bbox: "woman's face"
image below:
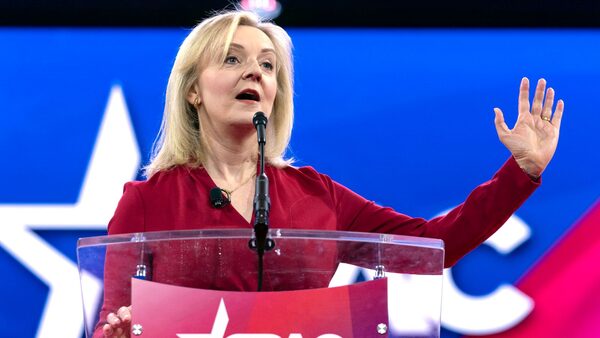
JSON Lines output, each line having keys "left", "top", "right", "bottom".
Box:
{"left": 194, "top": 25, "right": 278, "bottom": 133}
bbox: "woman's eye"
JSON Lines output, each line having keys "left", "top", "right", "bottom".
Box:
{"left": 261, "top": 61, "right": 274, "bottom": 71}
{"left": 224, "top": 56, "right": 239, "bottom": 64}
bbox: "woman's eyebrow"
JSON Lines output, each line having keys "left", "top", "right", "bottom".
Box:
{"left": 229, "top": 43, "right": 276, "bottom": 55}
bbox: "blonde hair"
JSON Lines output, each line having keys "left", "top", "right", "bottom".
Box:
{"left": 145, "top": 10, "right": 294, "bottom": 177}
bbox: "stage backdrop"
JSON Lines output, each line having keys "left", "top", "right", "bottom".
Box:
{"left": 0, "top": 28, "right": 598, "bottom": 338}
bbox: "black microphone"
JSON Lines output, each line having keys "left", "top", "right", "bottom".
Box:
{"left": 253, "top": 111, "right": 267, "bottom": 145}
{"left": 249, "top": 112, "right": 274, "bottom": 291}
{"left": 209, "top": 187, "right": 230, "bottom": 208}
{"left": 252, "top": 112, "right": 270, "bottom": 228}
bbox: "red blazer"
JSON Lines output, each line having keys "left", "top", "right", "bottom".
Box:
{"left": 95, "top": 157, "right": 539, "bottom": 336}
{"left": 109, "top": 156, "right": 538, "bottom": 266}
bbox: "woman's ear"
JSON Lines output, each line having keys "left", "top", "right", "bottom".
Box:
{"left": 187, "top": 86, "right": 201, "bottom": 108}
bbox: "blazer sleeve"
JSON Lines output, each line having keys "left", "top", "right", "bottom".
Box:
{"left": 93, "top": 182, "right": 145, "bottom": 337}
{"left": 107, "top": 182, "right": 146, "bottom": 235}
{"left": 333, "top": 157, "right": 540, "bottom": 267}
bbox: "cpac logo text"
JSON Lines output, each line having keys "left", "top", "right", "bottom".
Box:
{"left": 177, "top": 299, "right": 341, "bottom": 338}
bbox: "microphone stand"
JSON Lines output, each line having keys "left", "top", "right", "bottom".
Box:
{"left": 249, "top": 112, "right": 275, "bottom": 291}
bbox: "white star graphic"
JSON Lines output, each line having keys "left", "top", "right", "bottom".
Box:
{"left": 0, "top": 85, "right": 141, "bottom": 337}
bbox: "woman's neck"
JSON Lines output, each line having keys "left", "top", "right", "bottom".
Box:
{"left": 201, "top": 124, "right": 258, "bottom": 185}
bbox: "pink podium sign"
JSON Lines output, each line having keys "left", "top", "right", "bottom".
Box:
{"left": 131, "top": 278, "right": 389, "bottom": 337}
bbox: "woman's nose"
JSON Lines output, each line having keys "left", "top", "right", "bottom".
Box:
{"left": 242, "top": 62, "right": 262, "bottom": 81}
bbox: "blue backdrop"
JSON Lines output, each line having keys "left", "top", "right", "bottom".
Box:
{"left": 0, "top": 28, "right": 598, "bottom": 337}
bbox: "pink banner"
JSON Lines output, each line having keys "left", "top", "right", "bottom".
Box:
{"left": 131, "top": 278, "right": 389, "bottom": 337}
{"left": 474, "top": 200, "right": 600, "bottom": 338}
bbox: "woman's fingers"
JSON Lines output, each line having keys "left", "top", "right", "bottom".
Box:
{"left": 552, "top": 99, "right": 565, "bottom": 129}
{"left": 541, "top": 87, "right": 555, "bottom": 122}
{"left": 117, "top": 306, "right": 132, "bottom": 323}
{"left": 531, "top": 78, "right": 546, "bottom": 116}
{"left": 494, "top": 107, "right": 510, "bottom": 135}
{"left": 107, "top": 312, "right": 121, "bottom": 326}
{"left": 103, "top": 323, "right": 114, "bottom": 337}
{"left": 518, "top": 77, "right": 531, "bottom": 116}
{"left": 104, "top": 308, "right": 132, "bottom": 337}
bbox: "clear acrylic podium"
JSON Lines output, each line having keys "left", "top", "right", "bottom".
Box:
{"left": 77, "top": 229, "right": 444, "bottom": 337}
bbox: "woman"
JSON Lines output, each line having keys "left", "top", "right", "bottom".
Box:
{"left": 99, "top": 10, "right": 564, "bottom": 338}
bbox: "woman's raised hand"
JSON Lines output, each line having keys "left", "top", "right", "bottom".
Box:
{"left": 494, "top": 77, "right": 564, "bottom": 179}
{"left": 102, "top": 306, "right": 132, "bottom": 338}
